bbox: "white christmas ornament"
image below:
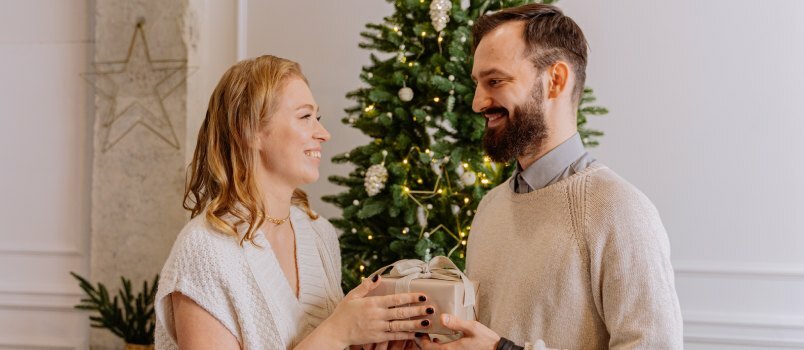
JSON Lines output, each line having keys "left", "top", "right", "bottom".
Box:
{"left": 417, "top": 206, "right": 428, "bottom": 227}
{"left": 451, "top": 205, "right": 460, "bottom": 215}
{"left": 364, "top": 163, "right": 389, "bottom": 196}
{"left": 353, "top": 199, "right": 360, "bottom": 206}
{"left": 431, "top": 161, "right": 442, "bottom": 176}
{"left": 460, "top": 171, "right": 477, "bottom": 186}
{"left": 398, "top": 87, "right": 414, "bottom": 102}
{"left": 429, "top": 0, "right": 453, "bottom": 32}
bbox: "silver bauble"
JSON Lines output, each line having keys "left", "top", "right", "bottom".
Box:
{"left": 460, "top": 171, "right": 477, "bottom": 186}
{"left": 398, "top": 87, "right": 414, "bottom": 102}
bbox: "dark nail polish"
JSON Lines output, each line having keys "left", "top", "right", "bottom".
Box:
{"left": 426, "top": 307, "right": 434, "bottom": 314}
{"left": 421, "top": 319, "right": 430, "bottom": 327}
{"left": 371, "top": 274, "right": 379, "bottom": 283}
{"left": 419, "top": 295, "right": 427, "bottom": 302}
{"left": 415, "top": 332, "right": 426, "bottom": 338}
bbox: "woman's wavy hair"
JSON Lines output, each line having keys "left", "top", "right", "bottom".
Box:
{"left": 184, "top": 55, "right": 319, "bottom": 245}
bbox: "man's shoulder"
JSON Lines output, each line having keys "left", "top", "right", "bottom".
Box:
{"left": 582, "top": 163, "right": 656, "bottom": 211}
{"left": 475, "top": 177, "right": 512, "bottom": 211}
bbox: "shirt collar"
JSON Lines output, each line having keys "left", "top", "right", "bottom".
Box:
{"left": 511, "top": 133, "right": 587, "bottom": 192}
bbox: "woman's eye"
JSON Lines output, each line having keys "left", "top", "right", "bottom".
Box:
{"left": 302, "top": 114, "right": 312, "bottom": 119}
{"left": 489, "top": 79, "right": 501, "bottom": 86}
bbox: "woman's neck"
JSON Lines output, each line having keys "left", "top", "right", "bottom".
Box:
{"left": 261, "top": 186, "right": 293, "bottom": 219}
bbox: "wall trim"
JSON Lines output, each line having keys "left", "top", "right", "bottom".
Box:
{"left": 0, "top": 338, "right": 79, "bottom": 350}
{"left": 684, "top": 311, "right": 804, "bottom": 330}
{"left": 0, "top": 247, "right": 82, "bottom": 257}
{"left": 0, "top": 290, "right": 81, "bottom": 311}
{"left": 674, "top": 261, "right": 804, "bottom": 280}
{"left": 683, "top": 311, "right": 804, "bottom": 348}
{"left": 685, "top": 333, "right": 804, "bottom": 348}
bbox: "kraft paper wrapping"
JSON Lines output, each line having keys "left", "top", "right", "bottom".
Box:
{"left": 366, "top": 256, "right": 479, "bottom": 337}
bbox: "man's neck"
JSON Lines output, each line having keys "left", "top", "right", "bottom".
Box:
{"left": 517, "top": 128, "right": 577, "bottom": 170}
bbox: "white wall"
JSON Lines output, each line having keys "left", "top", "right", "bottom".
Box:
{"left": 242, "top": 0, "right": 392, "bottom": 218}
{"left": 0, "top": 0, "right": 92, "bottom": 348}
{"left": 0, "top": 0, "right": 800, "bottom": 348}
{"left": 242, "top": 0, "right": 804, "bottom": 348}
{"left": 559, "top": 0, "right": 804, "bottom": 348}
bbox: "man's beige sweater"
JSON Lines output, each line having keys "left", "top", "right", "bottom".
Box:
{"left": 466, "top": 163, "right": 683, "bottom": 349}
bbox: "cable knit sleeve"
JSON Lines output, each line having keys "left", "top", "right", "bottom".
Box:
{"left": 154, "top": 220, "right": 242, "bottom": 348}
{"left": 583, "top": 170, "right": 684, "bottom": 349}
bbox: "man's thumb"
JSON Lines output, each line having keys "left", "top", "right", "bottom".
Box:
{"left": 440, "top": 314, "right": 475, "bottom": 335}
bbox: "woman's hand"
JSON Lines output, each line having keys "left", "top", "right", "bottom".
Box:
{"left": 310, "top": 276, "right": 435, "bottom": 349}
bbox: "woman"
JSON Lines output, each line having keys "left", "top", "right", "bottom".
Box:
{"left": 155, "top": 55, "right": 433, "bottom": 349}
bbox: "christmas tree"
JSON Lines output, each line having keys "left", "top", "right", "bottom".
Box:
{"left": 322, "top": 0, "right": 608, "bottom": 291}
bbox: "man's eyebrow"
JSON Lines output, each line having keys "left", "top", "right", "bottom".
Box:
{"left": 471, "top": 68, "right": 512, "bottom": 81}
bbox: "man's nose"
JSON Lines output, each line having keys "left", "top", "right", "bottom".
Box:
{"left": 472, "top": 87, "right": 492, "bottom": 113}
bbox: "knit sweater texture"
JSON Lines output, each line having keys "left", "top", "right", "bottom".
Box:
{"left": 466, "top": 163, "right": 683, "bottom": 349}
{"left": 155, "top": 206, "right": 344, "bottom": 349}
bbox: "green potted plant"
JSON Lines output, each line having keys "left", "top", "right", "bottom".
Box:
{"left": 71, "top": 272, "right": 159, "bottom": 350}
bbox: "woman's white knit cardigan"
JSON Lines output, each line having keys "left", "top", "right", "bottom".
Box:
{"left": 154, "top": 206, "right": 344, "bottom": 349}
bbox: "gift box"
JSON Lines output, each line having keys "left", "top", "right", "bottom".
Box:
{"left": 366, "top": 256, "right": 479, "bottom": 338}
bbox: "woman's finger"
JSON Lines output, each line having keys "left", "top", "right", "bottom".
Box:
{"left": 345, "top": 275, "right": 382, "bottom": 300}
{"left": 384, "top": 304, "right": 435, "bottom": 321}
{"left": 379, "top": 331, "right": 417, "bottom": 342}
{"left": 377, "top": 292, "right": 428, "bottom": 308}
{"left": 389, "top": 318, "right": 433, "bottom": 332}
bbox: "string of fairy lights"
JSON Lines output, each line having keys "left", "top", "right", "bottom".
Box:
{"left": 343, "top": 0, "right": 504, "bottom": 277}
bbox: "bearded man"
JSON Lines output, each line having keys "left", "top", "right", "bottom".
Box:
{"left": 420, "top": 4, "right": 683, "bottom": 350}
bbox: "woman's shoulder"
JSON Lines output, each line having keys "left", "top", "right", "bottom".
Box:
{"left": 165, "top": 215, "right": 245, "bottom": 271}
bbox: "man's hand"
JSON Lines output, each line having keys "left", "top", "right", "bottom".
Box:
{"left": 419, "top": 314, "right": 501, "bottom": 350}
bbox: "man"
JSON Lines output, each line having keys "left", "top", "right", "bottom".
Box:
{"left": 421, "top": 4, "right": 683, "bottom": 350}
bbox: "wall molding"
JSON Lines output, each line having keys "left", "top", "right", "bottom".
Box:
{"left": 674, "top": 261, "right": 804, "bottom": 280}
{"left": 683, "top": 311, "right": 804, "bottom": 348}
{"left": 0, "top": 247, "right": 82, "bottom": 257}
{"left": 685, "top": 311, "right": 804, "bottom": 330}
{"left": 0, "top": 290, "right": 81, "bottom": 311}
{"left": 0, "top": 338, "right": 81, "bottom": 350}
{"left": 685, "top": 333, "right": 804, "bottom": 348}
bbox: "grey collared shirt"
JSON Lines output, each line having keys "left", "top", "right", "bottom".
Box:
{"left": 510, "top": 133, "right": 596, "bottom": 193}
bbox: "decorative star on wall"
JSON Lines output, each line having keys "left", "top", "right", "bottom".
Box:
{"left": 83, "top": 22, "right": 189, "bottom": 152}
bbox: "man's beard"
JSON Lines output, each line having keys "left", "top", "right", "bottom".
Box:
{"left": 482, "top": 83, "right": 549, "bottom": 163}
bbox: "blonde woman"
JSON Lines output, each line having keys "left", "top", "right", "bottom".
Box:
{"left": 155, "top": 55, "right": 433, "bottom": 349}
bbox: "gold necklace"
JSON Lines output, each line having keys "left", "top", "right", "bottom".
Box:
{"left": 264, "top": 212, "right": 290, "bottom": 225}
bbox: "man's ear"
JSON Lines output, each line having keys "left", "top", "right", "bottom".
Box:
{"left": 547, "top": 61, "right": 570, "bottom": 100}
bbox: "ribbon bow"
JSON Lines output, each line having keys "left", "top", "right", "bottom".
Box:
{"left": 369, "top": 256, "right": 476, "bottom": 308}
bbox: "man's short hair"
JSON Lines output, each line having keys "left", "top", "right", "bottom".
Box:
{"left": 472, "top": 4, "right": 589, "bottom": 104}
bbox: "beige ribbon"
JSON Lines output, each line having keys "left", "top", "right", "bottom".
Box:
{"left": 368, "top": 256, "right": 476, "bottom": 308}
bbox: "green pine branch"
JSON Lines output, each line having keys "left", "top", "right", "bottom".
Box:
{"left": 326, "top": 0, "right": 608, "bottom": 292}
